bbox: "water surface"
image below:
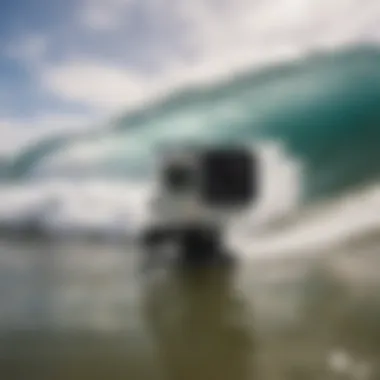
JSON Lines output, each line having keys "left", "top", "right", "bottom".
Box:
{"left": 1, "top": 238, "right": 380, "bottom": 379}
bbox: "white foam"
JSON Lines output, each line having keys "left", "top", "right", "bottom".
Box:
{"left": 5, "top": 141, "right": 380, "bottom": 264}
{"left": 0, "top": 180, "right": 153, "bottom": 239}
{"left": 0, "top": 141, "right": 304, "bottom": 241}
{"left": 242, "top": 140, "right": 304, "bottom": 227}
{"left": 231, "top": 182, "right": 380, "bottom": 260}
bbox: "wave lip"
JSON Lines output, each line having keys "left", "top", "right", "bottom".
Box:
{"left": 7, "top": 45, "right": 380, "bottom": 189}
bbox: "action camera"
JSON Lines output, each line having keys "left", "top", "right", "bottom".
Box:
{"left": 140, "top": 145, "right": 259, "bottom": 267}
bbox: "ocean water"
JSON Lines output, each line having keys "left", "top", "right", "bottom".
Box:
{"left": 3, "top": 44, "right": 380, "bottom": 379}
{"left": 2, "top": 237, "right": 380, "bottom": 379}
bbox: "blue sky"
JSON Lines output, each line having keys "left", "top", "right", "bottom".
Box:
{"left": 1, "top": 0, "right": 380, "bottom": 156}
{"left": 0, "top": 0, "right": 184, "bottom": 120}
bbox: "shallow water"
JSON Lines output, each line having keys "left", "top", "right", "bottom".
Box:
{"left": 1, "top": 238, "right": 380, "bottom": 380}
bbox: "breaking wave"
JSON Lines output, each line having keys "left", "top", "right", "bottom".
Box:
{"left": 3, "top": 45, "right": 380, "bottom": 257}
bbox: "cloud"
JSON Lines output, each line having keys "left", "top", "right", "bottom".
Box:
{"left": 177, "top": 0, "right": 379, "bottom": 64}
{"left": 3, "top": 0, "right": 380, "bottom": 159}
{"left": 79, "top": 0, "right": 134, "bottom": 31}
{"left": 39, "top": 0, "right": 380, "bottom": 116}
{"left": 42, "top": 61, "right": 155, "bottom": 114}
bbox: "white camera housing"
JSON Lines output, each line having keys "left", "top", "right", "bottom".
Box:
{"left": 151, "top": 146, "right": 257, "bottom": 224}
{"left": 140, "top": 144, "right": 259, "bottom": 267}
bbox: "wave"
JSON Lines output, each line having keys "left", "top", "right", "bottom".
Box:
{"left": 230, "top": 183, "right": 380, "bottom": 259}
{"left": 6, "top": 45, "right": 380, "bottom": 200}
{"left": 4, "top": 140, "right": 380, "bottom": 262}
{"left": 0, "top": 142, "right": 302, "bottom": 240}
{"left": 3, "top": 44, "right": 380, "bottom": 257}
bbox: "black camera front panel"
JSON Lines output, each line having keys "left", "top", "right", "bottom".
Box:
{"left": 199, "top": 148, "right": 258, "bottom": 207}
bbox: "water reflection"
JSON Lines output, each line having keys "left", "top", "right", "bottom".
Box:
{"left": 2, "top": 240, "right": 380, "bottom": 379}
{"left": 141, "top": 265, "right": 256, "bottom": 380}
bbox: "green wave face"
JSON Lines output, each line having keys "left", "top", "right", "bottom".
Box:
{"left": 8, "top": 45, "right": 380, "bottom": 201}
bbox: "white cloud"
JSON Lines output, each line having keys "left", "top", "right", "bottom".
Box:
{"left": 41, "top": 0, "right": 380, "bottom": 115}
{"left": 43, "top": 61, "right": 155, "bottom": 114}
{"left": 2, "top": 0, "right": 380, "bottom": 172}
{"left": 80, "top": 0, "right": 133, "bottom": 30}
{"left": 177, "top": 0, "right": 380, "bottom": 66}
{"left": 1, "top": 0, "right": 376, "bottom": 160}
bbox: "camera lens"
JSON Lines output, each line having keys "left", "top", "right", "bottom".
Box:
{"left": 199, "top": 148, "right": 256, "bottom": 206}
{"left": 164, "top": 164, "right": 193, "bottom": 192}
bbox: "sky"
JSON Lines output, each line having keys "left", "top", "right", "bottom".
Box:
{"left": 1, "top": 0, "right": 380, "bottom": 157}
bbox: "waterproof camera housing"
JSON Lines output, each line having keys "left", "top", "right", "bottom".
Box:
{"left": 140, "top": 145, "right": 259, "bottom": 267}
